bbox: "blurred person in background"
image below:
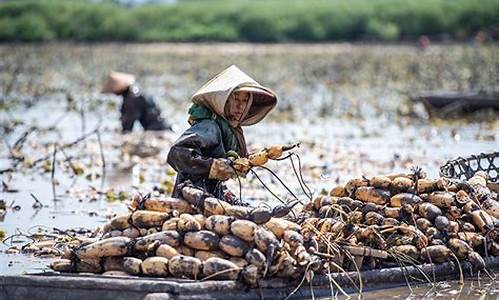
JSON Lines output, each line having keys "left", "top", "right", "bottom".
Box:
{"left": 167, "top": 65, "right": 277, "bottom": 201}
{"left": 102, "top": 71, "right": 171, "bottom": 133}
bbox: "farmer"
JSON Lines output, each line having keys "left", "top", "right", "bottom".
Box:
{"left": 167, "top": 65, "right": 277, "bottom": 201}
{"left": 102, "top": 71, "right": 171, "bottom": 133}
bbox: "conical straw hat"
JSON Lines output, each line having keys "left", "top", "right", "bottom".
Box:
{"left": 102, "top": 71, "right": 135, "bottom": 94}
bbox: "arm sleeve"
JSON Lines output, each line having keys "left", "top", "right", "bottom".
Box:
{"left": 120, "top": 96, "right": 142, "bottom": 132}
{"left": 167, "top": 120, "right": 221, "bottom": 177}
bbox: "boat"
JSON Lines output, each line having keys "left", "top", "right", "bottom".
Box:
{"left": 0, "top": 257, "right": 497, "bottom": 300}
{"left": 410, "top": 91, "right": 499, "bottom": 116}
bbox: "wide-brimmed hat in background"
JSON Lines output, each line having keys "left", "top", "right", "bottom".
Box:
{"left": 101, "top": 71, "right": 135, "bottom": 94}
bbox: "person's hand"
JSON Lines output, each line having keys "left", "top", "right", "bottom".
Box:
{"left": 209, "top": 158, "right": 236, "bottom": 181}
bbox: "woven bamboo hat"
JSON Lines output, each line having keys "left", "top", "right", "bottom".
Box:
{"left": 101, "top": 71, "right": 135, "bottom": 94}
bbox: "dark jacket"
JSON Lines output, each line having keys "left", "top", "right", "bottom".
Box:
{"left": 167, "top": 117, "right": 239, "bottom": 198}
{"left": 120, "top": 85, "right": 170, "bottom": 132}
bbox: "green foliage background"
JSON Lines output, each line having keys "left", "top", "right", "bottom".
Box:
{"left": 0, "top": 0, "right": 497, "bottom": 42}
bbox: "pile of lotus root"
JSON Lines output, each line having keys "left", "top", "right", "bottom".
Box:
{"left": 49, "top": 169, "right": 498, "bottom": 286}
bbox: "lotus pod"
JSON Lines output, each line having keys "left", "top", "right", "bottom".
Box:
{"left": 390, "top": 193, "right": 422, "bottom": 207}
{"left": 391, "top": 177, "right": 414, "bottom": 192}
{"left": 135, "top": 231, "right": 181, "bottom": 252}
{"left": 142, "top": 197, "right": 194, "bottom": 213}
{"left": 370, "top": 176, "right": 392, "bottom": 189}
{"left": 420, "top": 245, "right": 452, "bottom": 263}
{"left": 448, "top": 238, "right": 472, "bottom": 260}
{"left": 184, "top": 230, "right": 220, "bottom": 251}
{"left": 141, "top": 257, "right": 169, "bottom": 277}
{"left": 202, "top": 257, "right": 240, "bottom": 280}
{"left": 428, "top": 191, "right": 455, "bottom": 208}
{"left": 77, "top": 237, "right": 131, "bottom": 258}
{"left": 103, "top": 256, "right": 124, "bottom": 272}
{"left": 156, "top": 244, "right": 179, "bottom": 259}
{"left": 177, "top": 213, "right": 202, "bottom": 232}
{"left": 123, "top": 257, "right": 142, "bottom": 275}
{"left": 162, "top": 218, "right": 179, "bottom": 231}
{"left": 245, "top": 248, "right": 266, "bottom": 269}
{"left": 391, "top": 245, "right": 419, "bottom": 260}
{"left": 482, "top": 199, "right": 499, "bottom": 219}
{"left": 249, "top": 207, "right": 272, "bottom": 224}
{"left": 417, "top": 179, "right": 436, "bottom": 194}
{"left": 455, "top": 190, "right": 473, "bottom": 205}
{"left": 418, "top": 203, "right": 442, "bottom": 222}
{"left": 168, "top": 255, "right": 202, "bottom": 279}
{"left": 50, "top": 259, "right": 73, "bottom": 272}
{"left": 204, "top": 197, "right": 232, "bottom": 216}
{"left": 264, "top": 218, "right": 301, "bottom": 238}
{"left": 231, "top": 220, "right": 258, "bottom": 242}
{"left": 219, "top": 235, "right": 250, "bottom": 257}
{"left": 131, "top": 211, "right": 169, "bottom": 228}
{"left": 195, "top": 250, "right": 227, "bottom": 261}
{"left": 355, "top": 187, "right": 390, "bottom": 205}
{"left": 205, "top": 215, "right": 234, "bottom": 235}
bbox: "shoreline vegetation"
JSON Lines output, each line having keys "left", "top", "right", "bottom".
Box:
{"left": 0, "top": 0, "right": 498, "bottom": 43}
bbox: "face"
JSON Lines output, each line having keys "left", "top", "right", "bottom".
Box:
{"left": 227, "top": 91, "right": 250, "bottom": 121}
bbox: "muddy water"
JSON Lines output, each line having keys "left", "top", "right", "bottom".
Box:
{"left": 0, "top": 44, "right": 498, "bottom": 298}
